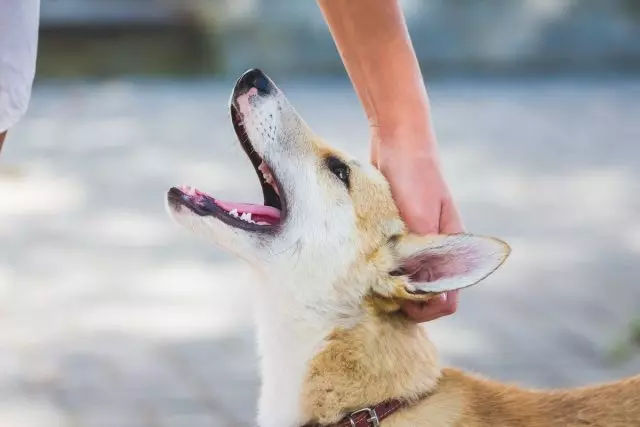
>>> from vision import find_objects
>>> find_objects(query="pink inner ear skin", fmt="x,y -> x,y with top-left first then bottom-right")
392,235 -> 510,294
396,253 -> 476,292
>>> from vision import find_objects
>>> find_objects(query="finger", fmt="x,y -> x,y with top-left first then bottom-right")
426,291 -> 458,319
440,290 -> 459,315
370,135 -> 380,167
400,300 -> 442,322
439,195 -> 464,234
402,302 -> 449,322
400,291 -> 459,323
394,181 -> 442,234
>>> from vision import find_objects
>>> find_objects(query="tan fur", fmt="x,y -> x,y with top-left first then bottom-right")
297,120 -> 639,427
168,71 -> 640,427
301,310 -> 640,426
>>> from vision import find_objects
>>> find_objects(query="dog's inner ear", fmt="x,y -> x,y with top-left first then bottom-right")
390,234 -> 510,296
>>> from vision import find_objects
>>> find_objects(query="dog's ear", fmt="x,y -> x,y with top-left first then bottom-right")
388,233 -> 510,298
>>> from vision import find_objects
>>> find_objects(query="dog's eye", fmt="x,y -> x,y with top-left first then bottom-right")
326,156 -> 350,188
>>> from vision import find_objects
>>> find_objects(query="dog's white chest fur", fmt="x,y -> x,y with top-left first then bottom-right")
253,285 -> 333,427
166,69 -> 513,427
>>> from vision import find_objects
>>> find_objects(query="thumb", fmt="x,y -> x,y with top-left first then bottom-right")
439,195 -> 464,234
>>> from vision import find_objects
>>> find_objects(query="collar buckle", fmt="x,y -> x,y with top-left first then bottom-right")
348,408 -> 380,427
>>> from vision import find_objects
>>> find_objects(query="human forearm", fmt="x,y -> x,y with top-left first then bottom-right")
0,131 -> 6,155
318,0 -> 462,322
316,0 -> 437,154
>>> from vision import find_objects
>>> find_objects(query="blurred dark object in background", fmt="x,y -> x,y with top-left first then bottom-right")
38,0 -> 640,78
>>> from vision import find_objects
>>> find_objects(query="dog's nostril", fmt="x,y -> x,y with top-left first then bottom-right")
252,73 -> 270,95
237,68 -> 271,95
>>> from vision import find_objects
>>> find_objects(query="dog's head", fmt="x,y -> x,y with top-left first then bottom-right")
166,69 -> 510,315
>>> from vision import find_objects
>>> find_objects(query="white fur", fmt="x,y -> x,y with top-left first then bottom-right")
168,78 -> 365,426
166,72 -> 509,427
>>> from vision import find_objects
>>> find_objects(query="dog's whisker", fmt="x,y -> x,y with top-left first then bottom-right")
165,69 -> 637,427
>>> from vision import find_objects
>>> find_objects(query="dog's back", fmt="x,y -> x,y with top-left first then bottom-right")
167,69 -> 640,427
397,369 -> 640,427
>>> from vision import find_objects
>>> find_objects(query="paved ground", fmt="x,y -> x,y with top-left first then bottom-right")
1,77 -> 640,426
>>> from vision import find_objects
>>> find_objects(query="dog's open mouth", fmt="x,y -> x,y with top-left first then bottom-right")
168,104 -> 285,232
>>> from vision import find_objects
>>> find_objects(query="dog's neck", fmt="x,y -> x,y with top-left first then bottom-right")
252,280 -> 441,427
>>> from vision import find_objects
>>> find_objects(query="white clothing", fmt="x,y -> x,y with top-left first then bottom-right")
0,0 -> 40,132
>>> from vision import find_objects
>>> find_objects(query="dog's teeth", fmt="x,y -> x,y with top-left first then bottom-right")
257,162 -> 281,196
240,212 -> 253,222
259,162 -> 272,182
257,221 -> 269,225
229,208 -> 239,217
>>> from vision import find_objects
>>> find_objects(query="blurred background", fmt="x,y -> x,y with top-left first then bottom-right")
1,0 -> 640,426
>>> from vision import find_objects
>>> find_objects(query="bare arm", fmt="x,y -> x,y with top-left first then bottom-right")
316,0 -> 437,158
317,0 -> 463,321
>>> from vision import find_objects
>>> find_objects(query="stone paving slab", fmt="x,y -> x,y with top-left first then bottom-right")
1,77 -> 639,426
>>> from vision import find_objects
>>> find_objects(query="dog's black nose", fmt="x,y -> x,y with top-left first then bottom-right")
236,68 -> 272,96
167,187 -> 184,209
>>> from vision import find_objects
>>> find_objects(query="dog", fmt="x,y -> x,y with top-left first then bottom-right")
166,69 -> 640,427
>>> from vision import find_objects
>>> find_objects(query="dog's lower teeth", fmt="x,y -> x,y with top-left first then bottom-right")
225,209 -> 269,225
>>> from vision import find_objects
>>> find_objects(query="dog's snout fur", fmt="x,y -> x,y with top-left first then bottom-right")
166,70 -> 640,427
235,68 -> 274,97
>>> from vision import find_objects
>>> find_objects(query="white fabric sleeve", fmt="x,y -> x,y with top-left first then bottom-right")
0,0 -> 40,132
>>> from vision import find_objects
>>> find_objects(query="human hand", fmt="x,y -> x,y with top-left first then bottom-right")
372,129 -> 464,322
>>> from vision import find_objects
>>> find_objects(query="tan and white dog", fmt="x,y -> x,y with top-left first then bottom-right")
166,69 -> 640,427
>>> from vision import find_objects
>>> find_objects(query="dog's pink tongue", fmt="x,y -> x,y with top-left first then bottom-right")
214,200 -> 281,223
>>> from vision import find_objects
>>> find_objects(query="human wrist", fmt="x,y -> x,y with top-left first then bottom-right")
373,120 -> 440,160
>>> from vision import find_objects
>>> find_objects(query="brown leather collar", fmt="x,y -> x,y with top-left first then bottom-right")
302,399 -> 404,427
